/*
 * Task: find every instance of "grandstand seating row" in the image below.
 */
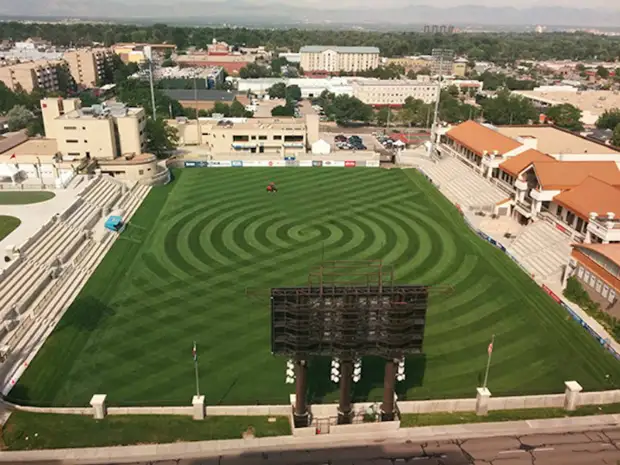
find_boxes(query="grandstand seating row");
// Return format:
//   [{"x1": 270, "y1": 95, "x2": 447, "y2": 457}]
[
  {"x1": 424, "y1": 157, "x2": 507, "y2": 209},
  {"x1": 508, "y1": 220, "x2": 572, "y2": 280},
  {"x1": 0, "y1": 175, "x2": 151, "y2": 389}
]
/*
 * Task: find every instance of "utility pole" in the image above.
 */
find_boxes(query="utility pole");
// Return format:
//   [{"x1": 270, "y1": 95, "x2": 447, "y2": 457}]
[
  {"x1": 194, "y1": 70, "x2": 201, "y2": 145},
  {"x1": 145, "y1": 46, "x2": 157, "y2": 120}
]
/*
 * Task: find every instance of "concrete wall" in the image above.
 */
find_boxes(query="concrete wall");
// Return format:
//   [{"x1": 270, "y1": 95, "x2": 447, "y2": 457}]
[
  {"x1": 107, "y1": 407, "x2": 193, "y2": 416},
  {"x1": 206, "y1": 405, "x2": 291, "y2": 416},
  {"x1": 0, "y1": 256, "x2": 23, "y2": 283},
  {"x1": 59, "y1": 198, "x2": 84, "y2": 221},
  {"x1": 580, "y1": 389, "x2": 620, "y2": 405},
  {"x1": 329, "y1": 420, "x2": 400, "y2": 435},
  {"x1": 488, "y1": 394, "x2": 565, "y2": 411},
  {"x1": 398, "y1": 398, "x2": 478, "y2": 414}
]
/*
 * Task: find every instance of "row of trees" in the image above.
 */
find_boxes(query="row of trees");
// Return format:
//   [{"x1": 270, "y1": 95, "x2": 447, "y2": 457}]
[{"x1": 2, "y1": 22, "x2": 620, "y2": 61}]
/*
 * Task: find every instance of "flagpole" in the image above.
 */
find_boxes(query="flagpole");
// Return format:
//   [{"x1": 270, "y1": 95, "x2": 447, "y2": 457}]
[
  {"x1": 483, "y1": 334, "x2": 495, "y2": 389},
  {"x1": 193, "y1": 341, "x2": 200, "y2": 397}
]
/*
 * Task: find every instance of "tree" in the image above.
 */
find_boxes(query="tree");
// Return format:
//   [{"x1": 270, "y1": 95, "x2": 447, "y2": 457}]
[
  {"x1": 596, "y1": 66, "x2": 610, "y2": 79},
  {"x1": 26, "y1": 116, "x2": 45, "y2": 137},
  {"x1": 267, "y1": 82, "x2": 286, "y2": 99},
  {"x1": 480, "y1": 90, "x2": 538, "y2": 125},
  {"x1": 79, "y1": 91, "x2": 101, "y2": 107},
  {"x1": 399, "y1": 97, "x2": 432, "y2": 127},
  {"x1": 613, "y1": 124, "x2": 620, "y2": 147},
  {"x1": 546, "y1": 103, "x2": 583, "y2": 131},
  {"x1": 271, "y1": 103, "x2": 295, "y2": 117},
  {"x1": 145, "y1": 118, "x2": 178, "y2": 159},
  {"x1": 7, "y1": 105, "x2": 34, "y2": 131},
  {"x1": 270, "y1": 56, "x2": 288, "y2": 76},
  {"x1": 447, "y1": 85, "x2": 459, "y2": 98},
  {"x1": 239, "y1": 63, "x2": 271, "y2": 79},
  {"x1": 161, "y1": 58, "x2": 175, "y2": 67},
  {"x1": 406, "y1": 69, "x2": 417, "y2": 79},
  {"x1": 596, "y1": 109, "x2": 620, "y2": 130},
  {"x1": 375, "y1": 107, "x2": 392, "y2": 126},
  {"x1": 229, "y1": 99, "x2": 246, "y2": 117},
  {"x1": 285, "y1": 84, "x2": 302, "y2": 102},
  {"x1": 329, "y1": 95, "x2": 373, "y2": 125}
]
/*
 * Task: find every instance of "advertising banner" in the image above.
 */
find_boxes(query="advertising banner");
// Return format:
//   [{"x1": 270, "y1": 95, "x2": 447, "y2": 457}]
[
  {"x1": 207, "y1": 161, "x2": 231, "y2": 167},
  {"x1": 323, "y1": 160, "x2": 345, "y2": 167},
  {"x1": 265, "y1": 160, "x2": 286, "y2": 167},
  {"x1": 344, "y1": 160, "x2": 356, "y2": 168},
  {"x1": 285, "y1": 160, "x2": 299, "y2": 167},
  {"x1": 231, "y1": 160, "x2": 243, "y2": 167},
  {"x1": 284, "y1": 156, "x2": 296, "y2": 161},
  {"x1": 312, "y1": 160, "x2": 323, "y2": 167},
  {"x1": 242, "y1": 160, "x2": 262, "y2": 167},
  {"x1": 542, "y1": 284, "x2": 562, "y2": 304},
  {"x1": 366, "y1": 160, "x2": 380, "y2": 168},
  {"x1": 299, "y1": 160, "x2": 313, "y2": 167}
]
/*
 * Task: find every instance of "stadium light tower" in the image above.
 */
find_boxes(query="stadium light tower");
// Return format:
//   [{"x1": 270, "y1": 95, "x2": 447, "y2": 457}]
[{"x1": 428, "y1": 48, "x2": 454, "y2": 158}]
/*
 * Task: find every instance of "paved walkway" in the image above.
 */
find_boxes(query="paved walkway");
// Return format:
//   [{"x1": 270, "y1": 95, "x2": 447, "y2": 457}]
[{"x1": 1, "y1": 414, "x2": 620, "y2": 464}]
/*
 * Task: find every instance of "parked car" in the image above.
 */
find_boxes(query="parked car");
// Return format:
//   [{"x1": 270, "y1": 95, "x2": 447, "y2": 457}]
[{"x1": 334, "y1": 134, "x2": 347, "y2": 142}]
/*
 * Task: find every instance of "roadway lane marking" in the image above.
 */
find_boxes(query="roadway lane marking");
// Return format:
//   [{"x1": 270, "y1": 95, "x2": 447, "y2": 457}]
[
  {"x1": 499, "y1": 450, "x2": 525, "y2": 455},
  {"x1": 534, "y1": 447, "x2": 555, "y2": 452}
]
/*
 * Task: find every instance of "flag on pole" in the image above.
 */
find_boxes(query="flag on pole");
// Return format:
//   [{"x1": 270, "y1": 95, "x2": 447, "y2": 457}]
[
  {"x1": 192, "y1": 341, "x2": 197, "y2": 362},
  {"x1": 10, "y1": 154, "x2": 16, "y2": 159},
  {"x1": 487, "y1": 340, "x2": 493, "y2": 355}
]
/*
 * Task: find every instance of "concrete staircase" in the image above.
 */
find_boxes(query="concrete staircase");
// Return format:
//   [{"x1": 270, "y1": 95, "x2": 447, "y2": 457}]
[{"x1": 507, "y1": 220, "x2": 572, "y2": 280}]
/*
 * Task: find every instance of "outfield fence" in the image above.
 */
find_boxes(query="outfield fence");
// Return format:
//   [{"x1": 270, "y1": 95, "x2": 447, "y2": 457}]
[
  {"x1": 416, "y1": 166, "x2": 620, "y2": 363},
  {"x1": 173, "y1": 159, "x2": 381, "y2": 168}
]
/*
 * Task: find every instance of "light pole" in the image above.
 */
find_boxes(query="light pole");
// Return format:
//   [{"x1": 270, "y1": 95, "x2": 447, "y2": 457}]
[{"x1": 428, "y1": 48, "x2": 454, "y2": 158}]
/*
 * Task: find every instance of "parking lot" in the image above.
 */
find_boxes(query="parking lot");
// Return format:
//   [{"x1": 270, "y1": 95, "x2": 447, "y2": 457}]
[{"x1": 318, "y1": 132, "x2": 379, "y2": 153}]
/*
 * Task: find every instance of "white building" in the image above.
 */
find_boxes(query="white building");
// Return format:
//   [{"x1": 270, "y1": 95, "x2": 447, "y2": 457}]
[
  {"x1": 300, "y1": 46, "x2": 380, "y2": 73},
  {"x1": 352, "y1": 79, "x2": 439, "y2": 106},
  {"x1": 234, "y1": 77, "x2": 354, "y2": 99}
]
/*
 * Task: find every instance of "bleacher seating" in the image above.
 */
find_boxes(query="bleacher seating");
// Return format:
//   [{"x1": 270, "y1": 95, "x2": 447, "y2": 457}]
[
  {"x1": 508, "y1": 220, "x2": 572, "y2": 280},
  {"x1": 424, "y1": 157, "x2": 507, "y2": 210},
  {"x1": 0, "y1": 174, "x2": 151, "y2": 389}
]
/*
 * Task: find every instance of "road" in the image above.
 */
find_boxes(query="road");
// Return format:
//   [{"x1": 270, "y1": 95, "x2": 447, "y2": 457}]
[{"x1": 18, "y1": 428, "x2": 620, "y2": 465}]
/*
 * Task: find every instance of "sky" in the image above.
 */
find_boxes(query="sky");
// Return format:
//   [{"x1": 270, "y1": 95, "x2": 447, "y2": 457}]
[{"x1": 143, "y1": 0, "x2": 619, "y2": 8}]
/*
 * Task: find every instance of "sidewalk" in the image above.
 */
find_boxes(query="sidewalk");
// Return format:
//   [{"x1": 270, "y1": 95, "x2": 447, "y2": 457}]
[{"x1": 1, "y1": 414, "x2": 619, "y2": 464}]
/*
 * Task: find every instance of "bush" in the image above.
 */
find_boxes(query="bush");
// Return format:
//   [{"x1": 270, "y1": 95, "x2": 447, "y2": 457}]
[{"x1": 564, "y1": 276, "x2": 620, "y2": 341}]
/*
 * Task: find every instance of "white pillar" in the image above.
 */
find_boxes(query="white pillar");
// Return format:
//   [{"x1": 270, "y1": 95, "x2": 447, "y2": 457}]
[
  {"x1": 476, "y1": 387, "x2": 491, "y2": 416},
  {"x1": 564, "y1": 381, "x2": 582, "y2": 411},
  {"x1": 192, "y1": 395, "x2": 205, "y2": 420},
  {"x1": 90, "y1": 394, "x2": 107, "y2": 419}
]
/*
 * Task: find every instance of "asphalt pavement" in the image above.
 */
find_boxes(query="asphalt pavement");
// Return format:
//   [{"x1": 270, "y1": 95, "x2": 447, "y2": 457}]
[{"x1": 16, "y1": 428, "x2": 620, "y2": 465}]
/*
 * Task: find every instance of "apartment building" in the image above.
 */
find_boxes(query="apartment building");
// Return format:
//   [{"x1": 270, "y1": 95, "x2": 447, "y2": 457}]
[
  {"x1": 170, "y1": 114, "x2": 319, "y2": 157},
  {"x1": 112, "y1": 43, "x2": 176, "y2": 64},
  {"x1": 41, "y1": 97, "x2": 147, "y2": 160},
  {"x1": 0, "y1": 60, "x2": 64, "y2": 92},
  {"x1": 352, "y1": 79, "x2": 439, "y2": 106},
  {"x1": 300, "y1": 46, "x2": 380, "y2": 73},
  {"x1": 63, "y1": 48, "x2": 113, "y2": 88}
]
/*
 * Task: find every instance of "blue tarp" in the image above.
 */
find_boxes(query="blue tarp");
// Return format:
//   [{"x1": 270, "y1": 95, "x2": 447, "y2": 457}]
[{"x1": 104, "y1": 215, "x2": 123, "y2": 232}]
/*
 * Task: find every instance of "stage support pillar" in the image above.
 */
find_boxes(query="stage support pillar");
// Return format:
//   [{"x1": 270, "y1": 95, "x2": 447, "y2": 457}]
[
  {"x1": 293, "y1": 359, "x2": 310, "y2": 427},
  {"x1": 338, "y1": 359, "x2": 353, "y2": 424},
  {"x1": 381, "y1": 359, "x2": 397, "y2": 421}
]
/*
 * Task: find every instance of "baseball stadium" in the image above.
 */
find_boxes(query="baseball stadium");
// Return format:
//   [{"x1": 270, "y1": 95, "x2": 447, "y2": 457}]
[{"x1": 8, "y1": 166, "x2": 620, "y2": 408}]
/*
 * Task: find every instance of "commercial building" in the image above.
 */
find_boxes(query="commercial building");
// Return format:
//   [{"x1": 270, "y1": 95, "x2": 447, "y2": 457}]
[
  {"x1": 176, "y1": 53, "x2": 254, "y2": 75},
  {"x1": 161, "y1": 89, "x2": 237, "y2": 111},
  {"x1": 352, "y1": 79, "x2": 439, "y2": 106},
  {"x1": 300, "y1": 46, "x2": 380, "y2": 73},
  {"x1": 112, "y1": 43, "x2": 176, "y2": 64},
  {"x1": 63, "y1": 48, "x2": 113, "y2": 88},
  {"x1": 385, "y1": 56, "x2": 432, "y2": 72},
  {"x1": 0, "y1": 60, "x2": 65, "y2": 92},
  {"x1": 234, "y1": 76, "x2": 354, "y2": 98},
  {"x1": 170, "y1": 114, "x2": 319, "y2": 157},
  {"x1": 41, "y1": 97, "x2": 147, "y2": 161},
  {"x1": 452, "y1": 58, "x2": 468, "y2": 77},
  {"x1": 512, "y1": 88, "x2": 620, "y2": 126}
]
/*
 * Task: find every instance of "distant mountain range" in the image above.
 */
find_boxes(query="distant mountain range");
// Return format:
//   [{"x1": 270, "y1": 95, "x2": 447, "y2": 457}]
[{"x1": 2, "y1": 1, "x2": 620, "y2": 28}]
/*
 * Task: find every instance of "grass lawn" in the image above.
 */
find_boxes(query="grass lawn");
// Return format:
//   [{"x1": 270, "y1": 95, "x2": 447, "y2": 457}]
[
  {"x1": 0, "y1": 191, "x2": 55, "y2": 205},
  {"x1": 11, "y1": 168, "x2": 620, "y2": 407},
  {"x1": 1, "y1": 412, "x2": 290, "y2": 450},
  {"x1": 0, "y1": 215, "x2": 20, "y2": 241},
  {"x1": 400, "y1": 402, "x2": 620, "y2": 427}
]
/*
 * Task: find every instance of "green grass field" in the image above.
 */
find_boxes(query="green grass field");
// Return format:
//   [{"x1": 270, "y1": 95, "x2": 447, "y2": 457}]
[
  {"x1": 0, "y1": 215, "x2": 20, "y2": 241},
  {"x1": 0, "y1": 191, "x2": 55, "y2": 205},
  {"x1": 11, "y1": 168, "x2": 620, "y2": 407}
]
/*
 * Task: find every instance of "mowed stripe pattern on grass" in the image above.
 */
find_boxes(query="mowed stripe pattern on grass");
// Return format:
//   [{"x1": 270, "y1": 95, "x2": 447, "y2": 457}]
[{"x1": 12, "y1": 168, "x2": 620, "y2": 407}]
